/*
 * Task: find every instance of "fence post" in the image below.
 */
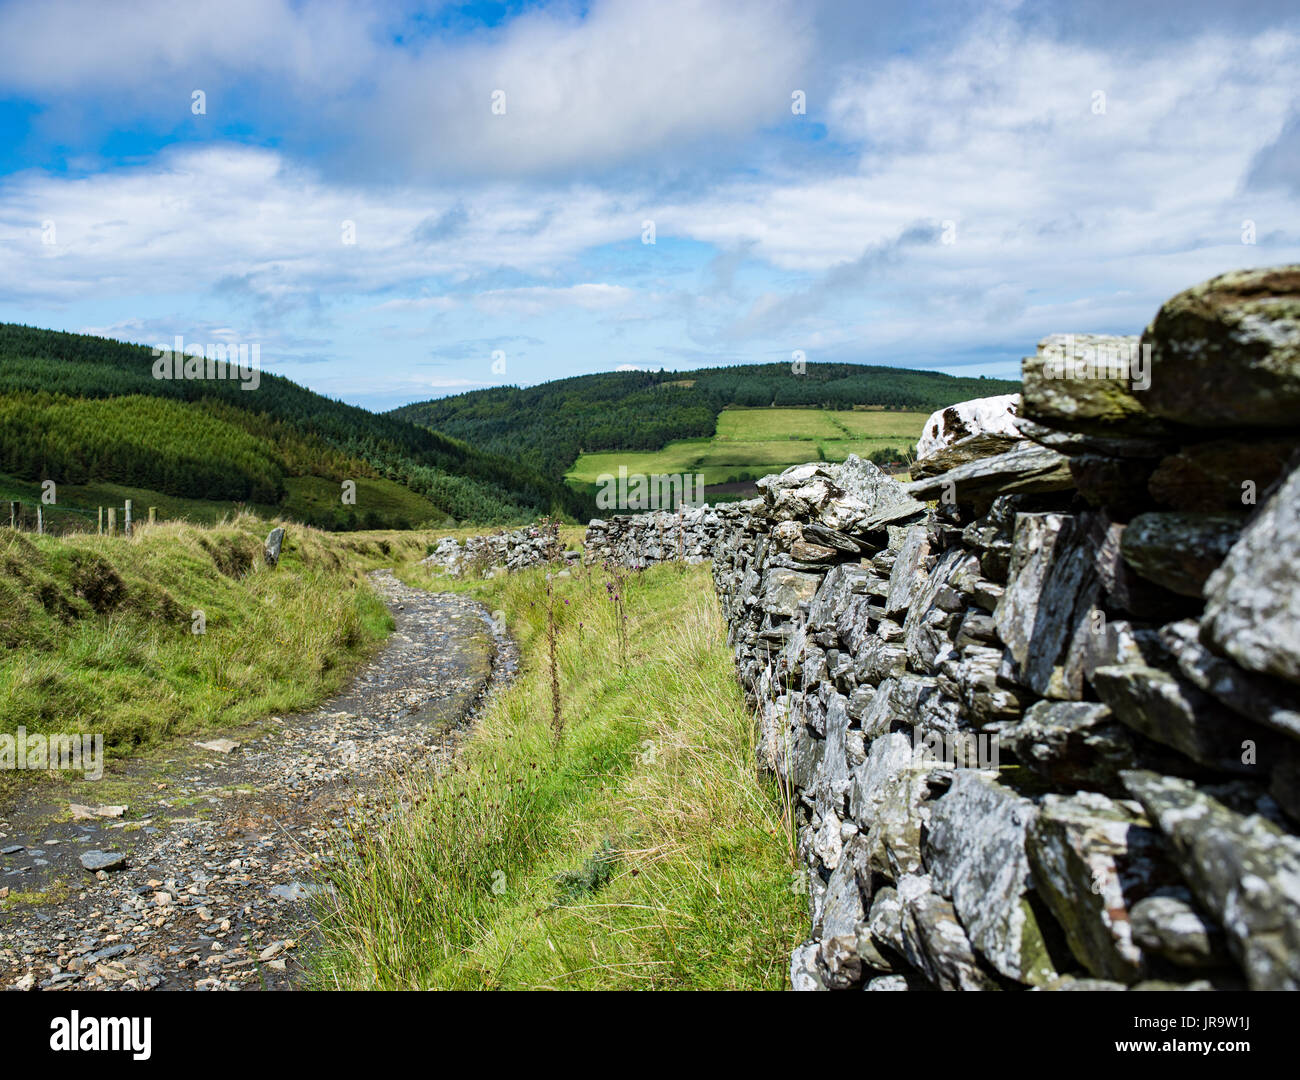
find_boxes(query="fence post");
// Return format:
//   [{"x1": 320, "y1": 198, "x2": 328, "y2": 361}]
[
  {"x1": 124, "y1": 500, "x2": 132, "y2": 537},
  {"x1": 108, "y1": 507, "x2": 116, "y2": 536},
  {"x1": 148, "y1": 506, "x2": 157, "y2": 526},
  {"x1": 36, "y1": 506, "x2": 43, "y2": 535},
  {"x1": 9, "y1": 501, "x2": 17, "y2": 529},
  {"x1": 98, "y1": 506, "x2": 103, "y2": 535}
]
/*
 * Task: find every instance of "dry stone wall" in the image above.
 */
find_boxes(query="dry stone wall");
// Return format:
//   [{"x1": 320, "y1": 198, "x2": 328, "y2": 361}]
[
  {"x1": 583, "y1": 506, "x2": 741, "y2": 567},
  {"x1": 422, "y1": 523, "x2": 573, "y2": 575},
  {"x1": 584, "y1": 265, "x2": 1300, "y2": 991}
]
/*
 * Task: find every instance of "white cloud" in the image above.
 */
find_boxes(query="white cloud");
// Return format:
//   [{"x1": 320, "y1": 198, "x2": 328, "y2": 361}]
[
  {"x1": 1, "y1": 7, "x2": 1298, "y2": 401},
  {"x1": 0, "y1": 0, "x2": 813, "y2": 180},
  {"x1": 473, "y1": 284, "x2": 635, "y2": 317},
  {"x1": 370, "y1": 296, "x2": 459, "y2": 314}
]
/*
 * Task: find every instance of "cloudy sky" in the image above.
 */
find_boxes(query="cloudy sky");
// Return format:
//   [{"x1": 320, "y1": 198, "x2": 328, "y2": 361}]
[{"x1": 1, "y1": 0, "x2": 1297, "y2": 411}]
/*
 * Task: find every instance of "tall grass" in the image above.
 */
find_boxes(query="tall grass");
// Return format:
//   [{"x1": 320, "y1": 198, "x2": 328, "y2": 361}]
[
  {"x1": 0, "y1": 516, "x2": 430, "y2": 758},
  {"x1": 310, "y1": 561, "x2": 802, "y2": 990}
]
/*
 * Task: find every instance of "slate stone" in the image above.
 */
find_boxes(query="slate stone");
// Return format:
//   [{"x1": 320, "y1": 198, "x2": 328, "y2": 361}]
[
  {"x1": 903, "y1": 549, "x2": 980, "y2": 672},
  {"x1": 854, "y1": 918, "x2": 897, "y2": 975},
  {"x1": 1159, "y1": 619, "x2": 1300, "y2": 743},
  {"x1": 789, "y1": 942, "x2": 828, "y2": 991},
  {"x1": 819, "y1": 852, "x2": 868, "y2": 989},
  {"x1": 1080, "y1": 617, "x2": 1169, "y2": 683},
  {"x1": 1027, "y1": 791, "x2": 1177, "y2": 983},
  {"x1": 866, "y1": 886, "x2": 906, "y2": 962},
  {"x1": 757, "y1": 693, "x2": 794, "y2": 775},
  {"x1": 792, "y1": 540, "x2": 839, "y2": 563},
  {"x1": 926, "y1": 772, "x2": 1057, "y2": 985},
  {"x1": 953, "y1": 609, "x2": 998, "y2": 647},
  {"x1": 791, "y1": 725, "x2": 826, "y2": 792},
  {"x1": 1140, "y1": 265, "x2": 1300, "y2": 427},
  {"x1": 1122, "y1": 769, "x2": 1300, "y2": 990},
  {"x1": 1001, "y1": 700, "x2": 1139, "y2": 794},
  {"x1": 1130, "y1": 891, "x2": 1231, "y2": 969},
  {"x1": 885, "y1": 524, "x2": 932, "y2": 616},
  {"x1": 1202, "y1": 459, "x2": 1300, "y2": 685},
  {"x1": 1149, "y1": 437, "x2": 1297, "y2": 513},
  {"x1": 761, "y1": 567, "x2": 823, "y2": 617},
  {"x1": 832, "y1": 455, "x2": 927, "y2": 530},
  {"x1": 79, "y1": 850, "x2": 128, "y2": 873},
  {"x1": 994, "y1": 512, "x2": 1101, "y2": 699},
  {"x1": 264, "y1": 526, "x2": 285, "y2": 567},
  {"x1": 1069, "y1": 453, "x2": 1159, "y2": 518},
  {"x1": 895, "y1": 873, "x2": 1000, "y2": 991},
  {"x1": 842, "y1": 686, "x2": 873, "y2": 727},
  {"x1": 848, "y1": 732, "x2": 931, "y2": 878},
  {"x1": 863, "y1": 974, "x2": 911, "y2": 990},
  {"x1": 1013, "y1": 414, "x2": 1173, "y2": 458},
  {"x1": 818, "y1": 692, "x2": 854, "y2": 816},
  {"x1": 960, "y1": 495, "x2": 1026, "y2": 583},
  {"x1": 910, "y1": 432, "x2": 1024, "y2": 479},
  {"x1": 857, "y1": 676, "x2": 899, "y2": 737},
  {"x1": 1092, "y1": 663, "x2": 1258, "y2": 774},
  {"x1": 1040, "y1": 976, "x2": 1131, "y2": 991},
  {"x1": 1021, "y1": 333, "x2": 1170, "y2": 436},
  {"x1": 905, "y1": 441, "x2": 1075, "y2": 510},
  {"x1": 852, "y1": 634, "x2": 908, "y2": 689},
  {"x1": 801, "y1": 523, "x2": 865, "y2": 555},
  {"x1": 1089, "y1": 515, "x2": 1196, "y2": 620},
  {"x1": 942, "y1": 645, "x2": 1027, "y2": 725},
  {"x1": 835, "y1": 594, "x2": 880, "y2": 656},
  {"x1": 1120, "y1": 512, "x2": 1241, "y2": 598}
]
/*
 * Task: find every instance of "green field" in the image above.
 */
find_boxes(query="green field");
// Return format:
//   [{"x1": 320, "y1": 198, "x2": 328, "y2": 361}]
[{"x1": 565, "y1": 407, "x2": 927, "y2": 492}]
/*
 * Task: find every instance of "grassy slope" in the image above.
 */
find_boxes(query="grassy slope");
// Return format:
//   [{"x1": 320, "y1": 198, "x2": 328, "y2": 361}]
[
  {"x1": 0, "y1": 323, "x2": 588, "y2": 526},
  {"x1": 566, "y1": 406, "x2": 928, "y2": 488},
  {"x1": 0, "y1": 517, "x2": 434, "y2": 761},
  {"x1": 311, "y1": 560, "x2": 802, "y2": 989},
  {"x1": 279, "y1": 475, "x2": 449, "y2": 529},
  {"x1": 0, "y1": 473, "x2": 449, "y2": 532}
]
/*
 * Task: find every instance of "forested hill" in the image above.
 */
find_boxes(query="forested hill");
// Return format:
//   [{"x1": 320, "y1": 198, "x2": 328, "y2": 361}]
[
  {"x1": 0, "y1": 324, "x2": 587, "y2": 526},
  {"x1": 389, "y1": 363, "x2": 1021, "y2": 480}
]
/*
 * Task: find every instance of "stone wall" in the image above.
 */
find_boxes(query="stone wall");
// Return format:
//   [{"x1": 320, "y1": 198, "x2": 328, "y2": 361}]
[
  {"x1": 583, "y1": 505, "x2": 747, "y2": 567},
  {"x1": 422, "y1": 523, "x2": 574, "y2": 576},
  {"x1": 584, "y1": 266, "x2": 1300, "y2": 991}
]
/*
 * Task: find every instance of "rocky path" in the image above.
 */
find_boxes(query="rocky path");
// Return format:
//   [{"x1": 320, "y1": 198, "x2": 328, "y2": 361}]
[{"x1": 0, "y1": 570, "x2": 514, "y2": 991}]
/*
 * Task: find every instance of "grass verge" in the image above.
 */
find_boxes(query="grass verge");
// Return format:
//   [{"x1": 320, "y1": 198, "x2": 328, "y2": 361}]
[
  {"x1": 0, "y1": 515, "x2": 434, "y2": 769},
  {"x1": 308, "y1": 558, "x2": 802, "y2": 990}
]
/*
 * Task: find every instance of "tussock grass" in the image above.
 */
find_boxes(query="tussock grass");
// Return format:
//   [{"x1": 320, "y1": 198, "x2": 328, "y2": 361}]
[
  {"x1": 310, "y1": 560, "x2": 802, "y2": 990},
  {"x1": 0, "y1": 515, "x2": 431, "y2": 757}
]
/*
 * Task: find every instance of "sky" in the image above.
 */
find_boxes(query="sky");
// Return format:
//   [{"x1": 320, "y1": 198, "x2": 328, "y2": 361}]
[{"x1": 0, "y1": 0, "x2": 1297, "y2": 412}]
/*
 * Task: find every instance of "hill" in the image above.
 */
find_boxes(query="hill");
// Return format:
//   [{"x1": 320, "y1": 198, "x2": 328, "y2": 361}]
[
  {"x1": 389, "y1": 363, "x2": 1020, "y2": 483},
  {"x1": 0, "y1": 324, "x2": 588, "y2": 529}
]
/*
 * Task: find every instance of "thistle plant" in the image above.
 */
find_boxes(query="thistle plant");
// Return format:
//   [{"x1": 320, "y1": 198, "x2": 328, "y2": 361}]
[
  {"x1": 545, "y1": 578, "x2": 564, "y2": 746},
  {"x1": 602, "y1": 559, "x2": 629, "y2": 671}
]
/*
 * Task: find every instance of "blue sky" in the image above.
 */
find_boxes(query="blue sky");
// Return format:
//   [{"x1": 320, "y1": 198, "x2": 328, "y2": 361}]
[{"x1": 0, "y1": 0, "x2": 1297, "y2": 411}]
